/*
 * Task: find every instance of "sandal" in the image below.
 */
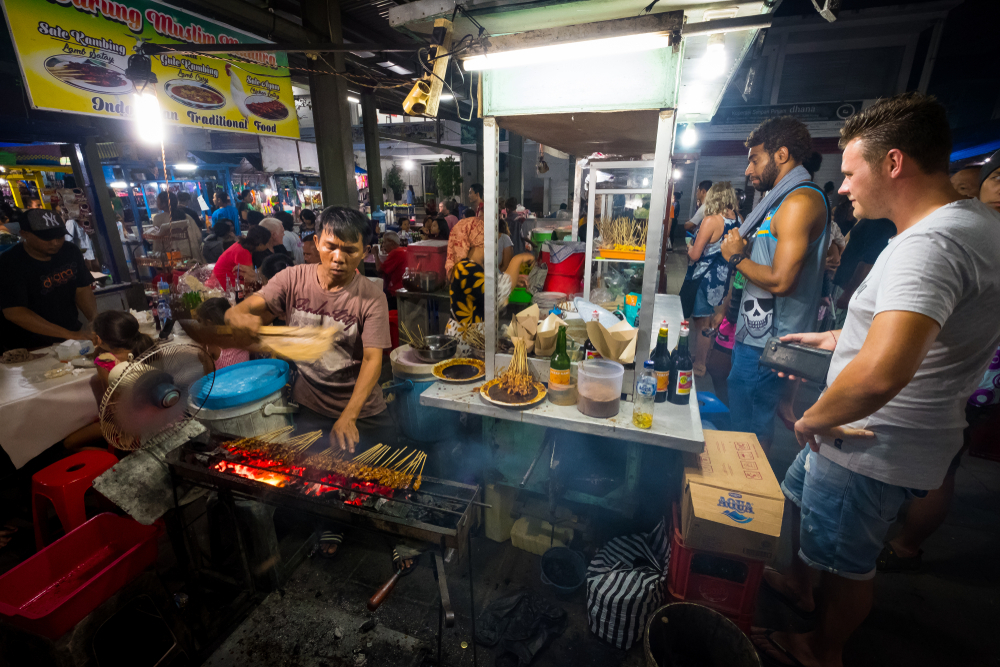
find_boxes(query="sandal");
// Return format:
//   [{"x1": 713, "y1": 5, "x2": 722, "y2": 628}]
[
  {"x1": 760, "y1": 569, "x2": 816, "y2": 621},
  {"x1": 751, "y1": 629, "x2": 809, "y2": 667},
  {"x1": 392, "y1": 547, "x2": 419, "y2": 575},
  {"x1": 317, "y1": 531, "x2": 343, "y2": 559},
  {"x1": 876, "y1": 543, "x2": 922, "y2": 573}
]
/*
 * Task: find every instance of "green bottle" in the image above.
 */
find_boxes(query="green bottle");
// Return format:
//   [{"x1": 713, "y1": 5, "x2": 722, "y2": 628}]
[
  {"x1": 549, "y1": 325, "x2": 571, "y2": 386},
  {"x1": 652, "y1": 321, "x2": 670, "y2": 403}
]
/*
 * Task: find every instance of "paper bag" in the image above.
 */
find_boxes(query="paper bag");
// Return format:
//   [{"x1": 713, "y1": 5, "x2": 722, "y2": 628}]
[
  {"x1": 586, "y1": 320, "x2": 638, "y2": 364},
  {"x1": 507, "y1": 318, "x2": 535, "y2": 354},
  {"x1": 535, "y1": 314, "x2": 568, "y2": 357},
  {"x1": 515, "y1": 304, "x2": 540, "y2": 337}
]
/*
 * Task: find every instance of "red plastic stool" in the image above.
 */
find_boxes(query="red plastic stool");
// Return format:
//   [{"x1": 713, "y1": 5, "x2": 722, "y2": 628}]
[{"x1": 32, "y1": 451, "x2": 118, "y2": 549}]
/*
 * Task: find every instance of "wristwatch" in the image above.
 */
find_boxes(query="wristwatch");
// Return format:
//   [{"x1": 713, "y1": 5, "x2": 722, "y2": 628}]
[{"x1": 728, "y1": 252, "x2": 747, "y2": 268}]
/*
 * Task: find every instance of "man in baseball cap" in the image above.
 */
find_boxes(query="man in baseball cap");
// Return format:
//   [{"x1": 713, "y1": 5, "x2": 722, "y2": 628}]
[{"x1": 0, "y1": 208, "x2": 96, "y2": 350}]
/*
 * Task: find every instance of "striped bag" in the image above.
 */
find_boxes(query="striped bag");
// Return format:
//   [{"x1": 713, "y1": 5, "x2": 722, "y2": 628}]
[{"x1": 585, "y1": 518, "x2": 670, "y2": 650}]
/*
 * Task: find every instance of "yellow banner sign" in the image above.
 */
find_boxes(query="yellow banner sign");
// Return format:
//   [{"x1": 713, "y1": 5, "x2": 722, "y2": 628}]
[{"x1": 3, "y1": 0, "x2": 299, "y2": 138}]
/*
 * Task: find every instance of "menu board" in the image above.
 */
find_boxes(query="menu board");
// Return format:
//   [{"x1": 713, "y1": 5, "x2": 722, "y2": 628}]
[{"x1": 3, "y1": 0, "x2": 299, "y2": 138}]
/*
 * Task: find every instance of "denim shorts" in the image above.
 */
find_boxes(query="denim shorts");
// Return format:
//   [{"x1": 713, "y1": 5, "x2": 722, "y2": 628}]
[
  {"x1": 727, "y1": 341, "x2": 783, "y2": 445},
  {"x1": 692, "y1": 285, "x2": 715, "y2": 318},
  {"x1": 781, "y1": 448, "x2": 915, "y2": 580}
]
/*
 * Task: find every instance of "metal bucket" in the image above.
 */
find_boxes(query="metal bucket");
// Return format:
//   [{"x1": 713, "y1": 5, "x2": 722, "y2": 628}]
[
  {"x1": 194, "y1": 387, "x2": 297, "y2": 438},
  {"x1": 643, "y1": 603, "x2": 760, "y2": 667},
  {"x1": 384, "y1": 373, "x2": 460, "y2": 443}
]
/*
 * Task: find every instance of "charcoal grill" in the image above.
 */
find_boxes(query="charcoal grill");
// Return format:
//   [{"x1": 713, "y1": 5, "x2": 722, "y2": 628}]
[{"x1": 166, "y1": 438, "x2": 482, "y2": 665}]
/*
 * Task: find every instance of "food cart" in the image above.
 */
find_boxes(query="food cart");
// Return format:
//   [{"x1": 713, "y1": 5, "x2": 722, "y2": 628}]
[{"x1": 394, "y1": 5, "x2": 773, "y2": 514}]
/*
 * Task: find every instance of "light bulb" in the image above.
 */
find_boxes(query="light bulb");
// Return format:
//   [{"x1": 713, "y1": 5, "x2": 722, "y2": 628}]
[
  {"x1": 134, "y1": 92, "x2": 163, "y2": 144},
  {"x1": 403, "y1": 160, "x2": 415, "y2": 170},
  {"x1": 681, "y1": 125, "x2": 698, "y2": 148},
  {"x1": 701, "y1": 34, "x2": 727, "y2": 79},
  {"x1": 672, "y1": 169, "x2": 682, "y2": 180}
]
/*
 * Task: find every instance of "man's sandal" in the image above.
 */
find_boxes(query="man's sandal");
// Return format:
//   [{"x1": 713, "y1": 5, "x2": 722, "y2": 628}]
[
  {"x1": 392, "y1": 548, "x2": 418, "y2": 576},
  {"x1": 318, "y1": 531, "x2": 343, "y2": 559}
]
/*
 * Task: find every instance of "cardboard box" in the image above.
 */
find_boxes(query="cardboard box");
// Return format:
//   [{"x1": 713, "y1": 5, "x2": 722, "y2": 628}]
[{"x1": 681, "y1": 430, "x2": 784, "y2": 562}]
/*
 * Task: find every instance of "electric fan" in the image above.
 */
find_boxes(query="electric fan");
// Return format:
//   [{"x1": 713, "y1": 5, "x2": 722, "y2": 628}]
[
  {"x1": 100, "y1": 343, "x2": 215, "y2": 451},
  {"x1": 93, "y1": 343, "x2": 216, "y2": 524}
]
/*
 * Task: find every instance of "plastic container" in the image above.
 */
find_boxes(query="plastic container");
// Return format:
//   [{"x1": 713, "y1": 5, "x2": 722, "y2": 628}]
[
  {"x1": 191, "y1": 359, "x2": 295, "y2": 437},
  {"x1": 540, "y1": 547, "x2": 586, "y2": 596},
  {"x1": 547, "y1": 383, "x2": 578, "y2": 406},
  {"x1": 540, "y1": 245, "x2": 585, "y2": 294},
  {"x1": 577, "y1": 359, "x2": 624, "y2": 418},
  {"x1": 0, "y1": 513, "x2": 159, "y2": 640},
  {"x1": 632, "y1": 360, "x2": 657, "y2": 428},
  {"x1": 666, "y1": 504, "x2": 764, "y2": 633},
  {"x1": 405, "y1": 240, "x2": 448, "y2": 288}
]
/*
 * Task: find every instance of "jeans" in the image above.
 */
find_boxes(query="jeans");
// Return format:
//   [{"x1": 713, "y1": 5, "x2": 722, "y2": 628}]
[
  {"x1": 782, "y1": 448, "x2": 915, "y2": 579},
  {"x1": 727, "y1": 341, "x2": 783, "y2": 445},
  {"x1": 295, "y1": 406, "x2": 396, "y2": 453}
]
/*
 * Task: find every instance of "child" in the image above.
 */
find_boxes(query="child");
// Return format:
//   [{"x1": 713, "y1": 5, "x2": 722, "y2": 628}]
[
  {"x1": 196, "y1": 297, "x2": 249, "y2": 369},
  {"x1": 65, "y1": 310, "x2": 155, "y2": 453},
  {"x1": 92, "y1": 310, "x2": 156, "y2": 397}
]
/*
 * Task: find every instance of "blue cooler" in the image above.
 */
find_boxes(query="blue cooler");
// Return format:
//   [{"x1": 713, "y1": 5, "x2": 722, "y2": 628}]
[{"x1": 191, "y1": 359, "x2": 297, "y2": 437}]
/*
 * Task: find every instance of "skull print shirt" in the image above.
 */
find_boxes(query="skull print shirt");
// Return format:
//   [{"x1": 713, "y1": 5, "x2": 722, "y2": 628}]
[{"x1": 736, "y1": 183, "x2": 829, "y2": 347}]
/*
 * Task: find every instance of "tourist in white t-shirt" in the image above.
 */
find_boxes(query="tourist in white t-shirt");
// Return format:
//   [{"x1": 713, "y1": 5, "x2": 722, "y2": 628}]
[{"x1": 753, "y1": 93, "x2": 1000, "y2": 667}]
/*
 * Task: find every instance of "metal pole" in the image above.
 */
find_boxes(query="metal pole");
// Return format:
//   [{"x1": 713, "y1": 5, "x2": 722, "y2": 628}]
[
  {"x1": 637, "y1": 109, "x2": 676, "y2": 366},
  {"x1": 302, "y1": 0, "x2": 358, "y2": 208},
  {"x1": 361, "y1": 91, "x2": 384, "y2": 211},
  {"x1": 570, "y1": 159, "x2": 583, "y2": 242},
  {"x1": 468, "y1": 526, "x2": 478, "y2": 667},
  {"x1": 483, "y1": 117, "x2": 499, "y2": 380},
  {"x1": 583, "y1": 165, "x2": 596, "y2": 301},
  {"x1": 73, "y1": 141, "x2": 129, "y2": 283}
]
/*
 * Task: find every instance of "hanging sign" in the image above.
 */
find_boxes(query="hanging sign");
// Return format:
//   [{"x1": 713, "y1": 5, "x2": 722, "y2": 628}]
[{"x1": 3, "y1": 0, "x2": 300, "y2": 138}]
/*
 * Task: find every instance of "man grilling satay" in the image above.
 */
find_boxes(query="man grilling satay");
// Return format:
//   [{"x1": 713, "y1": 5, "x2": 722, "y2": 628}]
[{"x1": 226, "y1": 206, "x2": 403, "y2": 561}]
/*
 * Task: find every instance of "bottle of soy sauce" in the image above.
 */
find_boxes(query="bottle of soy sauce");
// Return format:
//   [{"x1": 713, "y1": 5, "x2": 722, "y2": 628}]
[
  {"x1": 652, "y1": 321, "x2": 671, "y2": 403},
  {"x1": 668, "y1": 324, "x2": 693, "y2": 405}
]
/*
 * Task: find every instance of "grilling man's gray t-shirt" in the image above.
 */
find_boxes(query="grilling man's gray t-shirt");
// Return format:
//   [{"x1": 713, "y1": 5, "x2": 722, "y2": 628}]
[{"x1": 818, "y1": 199, "x2": 1000, "y2": 489}]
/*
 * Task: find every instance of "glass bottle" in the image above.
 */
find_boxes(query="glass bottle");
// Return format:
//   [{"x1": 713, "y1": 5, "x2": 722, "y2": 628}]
[
  {"x1": 583, "y1": 310, "x2": 601, "y2": 359},
  {"x1": 668, "y1": 324, "x2": 694, "y2": 405},
  {"x1": 652, "y1": 321, "x2": 670, "y2": 403},
  {"x1": 633, "y1": 359, "x2": 657, "y2": 429},
  {"x1": 549, "y1": 325, "x2": 571, "y2": 386}
]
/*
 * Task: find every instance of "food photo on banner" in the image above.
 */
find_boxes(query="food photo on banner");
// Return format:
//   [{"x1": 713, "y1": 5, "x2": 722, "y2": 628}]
[{"x1": 2, "y1": 0, "x2": 299, "y2": 138}]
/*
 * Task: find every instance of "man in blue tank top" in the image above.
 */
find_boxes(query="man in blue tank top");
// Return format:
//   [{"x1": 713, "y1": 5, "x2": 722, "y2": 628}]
[{"x1": 720, "y1": 117, "x2": 830, "y2": 451}]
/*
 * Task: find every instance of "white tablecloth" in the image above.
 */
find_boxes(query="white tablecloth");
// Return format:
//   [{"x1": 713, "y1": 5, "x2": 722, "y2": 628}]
[{"x1": 0, "y1": 350, "x2": 99, "y2": 469}]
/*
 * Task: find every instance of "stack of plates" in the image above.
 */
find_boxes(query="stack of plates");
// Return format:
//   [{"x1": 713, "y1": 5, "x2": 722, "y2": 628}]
[{"x1": 532, "y1": 291, "x2": 567, "y2": 313}]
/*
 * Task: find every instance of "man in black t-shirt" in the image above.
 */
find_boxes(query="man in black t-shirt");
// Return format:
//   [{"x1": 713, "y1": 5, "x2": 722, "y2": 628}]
[
  {"x1": 0, "y1": 209, "x2": 96, "y2": 350},
  {"x1": 832, "y1": 217, "x2": 896, "y2": 327}
]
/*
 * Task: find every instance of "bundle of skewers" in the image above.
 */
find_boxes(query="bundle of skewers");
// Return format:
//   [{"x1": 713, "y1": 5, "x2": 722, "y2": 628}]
[
  {"x1": 459, "y1": 323, "x2": 486, "y2": 351},
  {"x1": 223, "y1": 426, "x2": 323, "y2": 465},
  {"x1": 399, "y1": 321, "x2": 429, "y2": 350},
  {"x1": 303, "y1": 443, "x2": 428, "y2": 491},
  {"x1": 497, "y1": 338, "x2": 534, "y2": 397},
  {"x1": 597, "y1": 216, "x2": 648, "y2": 252}
]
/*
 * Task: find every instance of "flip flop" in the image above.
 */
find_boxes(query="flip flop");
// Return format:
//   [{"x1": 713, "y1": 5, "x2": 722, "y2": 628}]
[
  {"x1": 392, "y1": 547, "x2": 418, "y2": 576},
  {"x1": 760, "y1": 570, "x2": 816, "y2": 621},
  {"x1": 876, "y1": 543, "x2": 922, "y2": 573},
  {"x1": 317, "y1": 531, "x2": 343, "y2": 559},
  {"x1": 752, "y1": 629, "x2": 809, "y2": 667}
]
